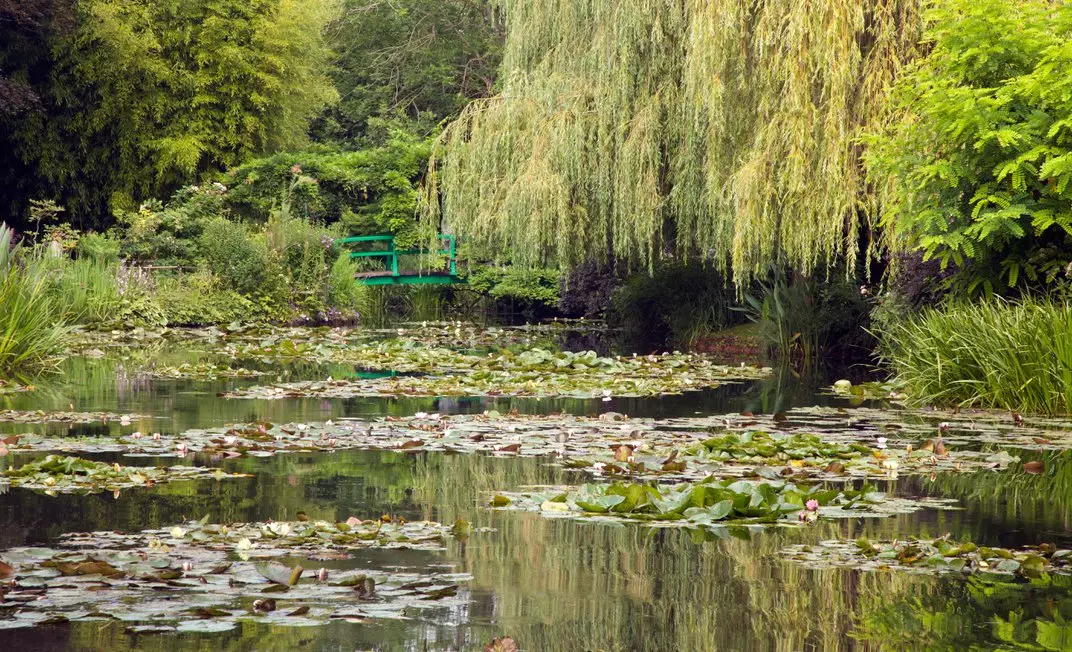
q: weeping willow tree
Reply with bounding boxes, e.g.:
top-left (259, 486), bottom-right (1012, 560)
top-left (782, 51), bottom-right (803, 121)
top-left (422, 0), bottom-right (922, 284)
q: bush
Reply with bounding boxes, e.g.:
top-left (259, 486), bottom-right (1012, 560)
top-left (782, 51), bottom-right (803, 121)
top-left (76, 232), bottom-right (120, 263)
top-left (610, 262), bottom-right (741, 350)
top-left (200, 218), bottom-right (270, 296)
top-left (223, 133), bottom-right (432, 247)
top-left (865, 0), bottom-right (1072, 296)
top-left (328, 253), bottom-right (370, 316)
top-left (559, 259), bottom-right (623, 319)
top-left (467, 265), bottom-right (561, 311)
top-left (156, 271), bottom-right (253, 326)
top-left (118, 186), bottom-right (225, 265)
top-left (877, 298), bottom-right (1072, 414)
top-left (739, 274), bottom-right (873, 363)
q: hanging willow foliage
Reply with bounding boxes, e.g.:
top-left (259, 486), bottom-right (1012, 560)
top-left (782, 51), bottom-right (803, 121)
top-left (422, 0), bottom-right (922, 284)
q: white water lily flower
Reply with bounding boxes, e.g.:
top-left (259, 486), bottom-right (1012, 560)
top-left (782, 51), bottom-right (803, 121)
top-left (876, 437), bottom-right (888, 449)
top-left (120, 416), bottom-right (132, 426)
top-left (236, 537), bottom-right (253, 550)
top-left (131, 431), bottom-right (143, 440)
top-left (266, 522), bottom-right (291, 536)
top-left (223, 435), bottom-right (238, 446)
top-left (170, 527), bottom-right (186, 538)
top-left (296, 424), bottom-right (308, 431)
top-left (414, 412), bottom-right (428, 419)
top-left (882, 459), bottom-right (899, 470)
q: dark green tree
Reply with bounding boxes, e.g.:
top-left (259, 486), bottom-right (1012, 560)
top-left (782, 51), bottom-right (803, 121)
top-left (0, 0), bottom-right (338, 230)
top-left (314, 0), bottom-right (504, 146)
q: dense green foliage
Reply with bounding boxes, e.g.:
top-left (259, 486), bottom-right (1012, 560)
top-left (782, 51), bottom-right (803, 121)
top-left (878, 298), bottom-right (1072, 415)
top-left (866, 0), bottom-right (1072, 296)
top-left (423, 0), bottom-right (922, 285)
top-left (1, 0), bottom-right (338, 228)
top-left (315, 0), bottom-right (504, 145)
top-left (225, 133), bottom-right (432, 246)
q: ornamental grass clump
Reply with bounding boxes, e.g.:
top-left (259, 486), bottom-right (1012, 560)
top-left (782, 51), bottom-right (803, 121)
top-left (0, 225), bottom-right (69, 378)
top-left (878, 298), bottom-right (1072, 415)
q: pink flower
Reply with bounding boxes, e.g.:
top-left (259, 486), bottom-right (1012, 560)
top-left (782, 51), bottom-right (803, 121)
top-left (805, 499), bottom-right (819, 512)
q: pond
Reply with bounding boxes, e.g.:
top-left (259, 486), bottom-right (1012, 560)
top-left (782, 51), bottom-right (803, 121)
top-left (0, 326), bottom-right (1069, 650)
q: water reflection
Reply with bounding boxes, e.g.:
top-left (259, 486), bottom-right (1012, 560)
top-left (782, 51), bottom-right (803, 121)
top-left (0, 346), bottom-right (1069, 650)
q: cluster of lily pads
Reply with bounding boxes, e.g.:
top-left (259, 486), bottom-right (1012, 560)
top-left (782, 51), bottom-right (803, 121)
top-left (0, 410), bottom-right (141, 425)
top-left (1, 455), bottom-right (250, 495)
top-left (679, 430), bottom-right (1020, 479)
top-left (223, 348), bottom-right (769, 399)
top-left (0, 515), bottom-right (472, 631)
top-left (489, 478), bottom-right (956, 530)
top-left (780, 537), bottom-right (1072, 579)
top-left (145, 362), bottom-right (269, 381)
top-left (0, 411), bottom-right (1032, 485)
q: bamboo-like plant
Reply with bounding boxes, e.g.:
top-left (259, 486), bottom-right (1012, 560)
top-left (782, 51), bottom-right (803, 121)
top-left (422, 0), bottom-right (922, 285)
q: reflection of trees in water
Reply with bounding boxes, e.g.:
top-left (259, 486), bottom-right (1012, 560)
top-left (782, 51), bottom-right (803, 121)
top-left (908, 450), bottom-right (1072, 542)
top-left (853, 573), bottom-right (1072, 650)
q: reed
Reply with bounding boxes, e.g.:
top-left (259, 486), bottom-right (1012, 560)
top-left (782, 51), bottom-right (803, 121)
top-left (878, 298), bottom-right (1072, 414)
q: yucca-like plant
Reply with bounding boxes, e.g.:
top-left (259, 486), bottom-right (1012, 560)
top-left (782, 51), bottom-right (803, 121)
top-left (878, 298), bottom-right (1072, 415)
top-left (0, 224), bottom-right (69, 378)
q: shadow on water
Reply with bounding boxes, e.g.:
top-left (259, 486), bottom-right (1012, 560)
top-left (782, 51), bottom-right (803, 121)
top-left (0, 342), bottom-right (1069, 650)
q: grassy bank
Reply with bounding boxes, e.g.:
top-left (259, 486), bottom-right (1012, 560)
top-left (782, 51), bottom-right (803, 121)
top-left (878, 298), bottom-right (1072, 415)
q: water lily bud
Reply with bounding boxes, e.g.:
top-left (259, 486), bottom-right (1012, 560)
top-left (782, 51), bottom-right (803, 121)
top-left (152, 432), bottom-right (161, 441)
top-left (182, 561), bottom-right (193, 572)
top-left (131, 431), bottom-right (143, 440)
top-left (317, 568), bottom-right (328, 582)
top-left (176, 442), bottom-right (188, 454)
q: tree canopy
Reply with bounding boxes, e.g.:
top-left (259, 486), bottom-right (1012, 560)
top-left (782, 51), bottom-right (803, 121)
top-left (314, 0), bottom-right (504, 146)
top-left (0, 0), bottom-right (338, 229)
top-left (423, 0), bottom-right (922, 285)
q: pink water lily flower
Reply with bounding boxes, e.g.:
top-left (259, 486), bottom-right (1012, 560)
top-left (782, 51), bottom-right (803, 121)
top-left (805, 499), bottom-right (819, 512)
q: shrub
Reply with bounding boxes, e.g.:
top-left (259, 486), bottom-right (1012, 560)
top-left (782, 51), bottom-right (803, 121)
top-left (200, 218), bottom-right (270, 296)
top-left (156, 271), bottom-right (253, 326)
top-left (118, 186), bottom-right (225, 265)
top-left (738, 274), bottom-right (873, 363)
top-left (76, 232), bottom-right (120, 263)
top-left (467, 265), bottom-right (561, 311)
top-left (328, 253), bottom-right (370, 315)
top-left (865, 0), bottom-right (1072, 296)
top-left (559, 259), bottom-right (623, 319)
top-left (610, 262), bottom-right (741, 350)
top-left (877, 298), bottom-right (1072, 414)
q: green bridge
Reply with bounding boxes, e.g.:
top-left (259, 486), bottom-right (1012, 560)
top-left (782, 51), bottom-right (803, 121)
top-left (336, 234), bottom-right (465, 286)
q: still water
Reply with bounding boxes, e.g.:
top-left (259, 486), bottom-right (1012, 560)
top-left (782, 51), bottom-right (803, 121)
top-left (0, 336), bottom-right (1069, 651)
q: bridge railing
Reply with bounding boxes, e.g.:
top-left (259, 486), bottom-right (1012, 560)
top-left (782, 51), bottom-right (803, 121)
top-left (335, 234), bottom-right (458, 278)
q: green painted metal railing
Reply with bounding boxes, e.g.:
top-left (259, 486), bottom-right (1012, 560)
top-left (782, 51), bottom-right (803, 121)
top-left (335, 234), bottom-right (463, 286)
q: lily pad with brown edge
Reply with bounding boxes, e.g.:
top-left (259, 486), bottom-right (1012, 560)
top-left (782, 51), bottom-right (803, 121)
top-left (1, 455), bottom-right (250, 495)
top-left (0, 515), bottom-right (479, 630)
top-left (779, 537), bottom-right (1072, 578)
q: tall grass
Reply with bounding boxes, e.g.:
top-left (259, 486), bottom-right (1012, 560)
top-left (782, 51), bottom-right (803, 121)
top-left (0, 225), bottom-right (70, 378)
top-left (878, 298), bottom-right (1072, 415)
